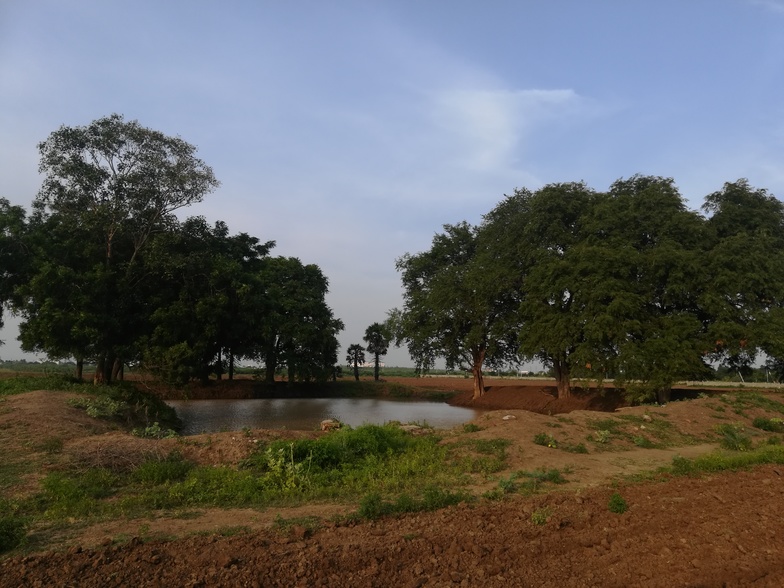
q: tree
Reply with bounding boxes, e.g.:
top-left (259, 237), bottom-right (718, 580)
top-left (0, 199), bottom-right (28, 336)
top-left (702, 179), bottom-right (784, 377)
top-left (346, 344), bottom-right (366, 381)
top-left (588, 175), bottom-right (710, 403)
top-left (20, 114), bottom-right (218, 383)
top-left (256, 257), bottom-right (343, 384)
top-left (395, 222), bottom-right (517, 399)
top-left (482, 183), bottom-right (598, 398)
top-left (363, 323), bottom-right (389, 381)
top-left (141, 217), bottom-right (274, 385)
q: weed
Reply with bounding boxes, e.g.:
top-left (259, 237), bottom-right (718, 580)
top-left (533, 433), bottom-right (558, 448)
top-left (356, 487), bottom-right (471, 520)
top-left (563, 443), bottom-right (589, 454)
top-left (608, 492), bottom-right (628, 514)
top-left (68, 396), bottom-right (127, 419)
top-left (752, 417), bottom-right (784, 433)
top-left (37, 437), bottom-right (64, 454)
top-left (132, 422), bottom-right (178, 439)
top-left (715, 423), bottom-right (753, 451)
top-left (531, 507), bottom-right (552, 526)
top-left (0, 515), bottom-right (26, 553)
top-left (593, 430), bottom-right (612, 444)
top-left (462, 423), bottom-right (481, 433)
top-left (633, 436), bottom-right (656, 448)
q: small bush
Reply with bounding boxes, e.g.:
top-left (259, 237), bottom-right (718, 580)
top-left (356, 487), bottom-right (470, 520)
top-left (0, 516), bottom-right (26, 553)
top-left (563, 443), bottom-right (589, 454)
top-left (68, 396), bottom-right (127, 419)
top-left (533, 433), bottom-right (558, 448)
top-left (608, 492), bottom-right (628, 514)
top-left (593, 430), bottom-right (612, 444)
top-left (132, 422), bottom-right (179, 439)
top-left (716, 423), bottom-right (753, 451)
top-left (462, 423), bottom-right (481, 433)
top-left (132, 454), bottom-right (193, 486)
top-left (752, 417), bottom-right (784, 433)
top-left (531, 507), bottom-right (552, 526)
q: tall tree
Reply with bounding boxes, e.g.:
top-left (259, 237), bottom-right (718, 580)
top-left (363, 322), bottom-right (389, 381)
top-left (0, 199), bottom-right (28, 336)
top-left (256, 257), bottom-right (343, 383)
top-left (20, 114), bottom-right (218, 383)
top-left (702, 179), bottom-right (784, 376)
top-left (482, 183), bottom-right (597, 398)
top-left (588, 175), bottom-right (710, 403)
top-left (395, 222), bottom-right (517, 399)
top-left (346, 344), bottom-right (366, 381)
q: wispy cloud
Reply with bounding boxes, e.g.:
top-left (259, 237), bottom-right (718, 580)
top-left (431, 88), bottom-right (584, 172)
top-left (749, 0), bottom-right (784, 14)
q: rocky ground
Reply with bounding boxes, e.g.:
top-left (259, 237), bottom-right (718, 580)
top-left (2, 377), bottom-right (784, 587)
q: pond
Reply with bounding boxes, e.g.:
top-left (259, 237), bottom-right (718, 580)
top-left (166, 397), bottom-right (482, 435)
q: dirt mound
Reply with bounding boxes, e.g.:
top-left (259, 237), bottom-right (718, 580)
top-left (449, 384), bottom-right (628, 414)
top-left (3, 466), bottom-right (784, 587)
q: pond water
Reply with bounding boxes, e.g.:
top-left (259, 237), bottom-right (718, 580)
top-left (166, 397), bottom-right (482, 435)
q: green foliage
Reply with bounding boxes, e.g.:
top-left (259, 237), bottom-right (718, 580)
top-left (0, 515), bottom-right (26, 553)
top-left (753, 417), bottom-right (784, 433)
top-left (715, 423), bottom-right (753, 451)
top-left (356, 487), bottom-right (471, 520)
top-left (462, 423), bottom-right (482, 433)
top-left (533, 433), bottom-right (558, 448)
top-left (530, 507), bottom-right (552, 526)
top-left (39, 469), bottom-right (118, 517)
top-left (132, 422), bottom-right (179, 439)
top-left (132, 455), bottom-right (193, 486)
top-left (608, 492), bottom-right (628, 514)
top-left (68, 396), bottom-right (128, 419)
top-left (671, 444), bottom-right (784, 476)
top-left (0, 375), bottom-right (84, 397)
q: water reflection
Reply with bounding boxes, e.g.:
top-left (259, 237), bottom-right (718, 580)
top-left (167, 397), bottom-right (481, 435)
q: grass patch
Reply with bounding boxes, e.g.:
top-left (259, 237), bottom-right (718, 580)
top-left (356, 487), bottom-right (472, 520)
top-left (715, 423), bottom-right (753, 451)
top-left (533, 433), bottom-right (558, 448)
top-left (488, 468), bottom-right (569, 498)
top-left (670, 444), bottom-right (784, 476)
top-left (608, 492), bottom-right (628, 514)
top-left (752, 417), bottom-right (784, 433)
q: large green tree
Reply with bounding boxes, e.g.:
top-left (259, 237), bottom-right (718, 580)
top-left (0, 199), bottom-right (27, 336)
top-left (141, 217), bottom-right (274, 385)
top-left (256, 257), bottom-right (343, 383)
top-left (702, 179), bottom-right (784, 377)
top-left (363, 322), bottom-right (389, 381)
top-left (19, 114), bottom-right (218, 383)
top-left (395, 221), bottom-right (517, 399)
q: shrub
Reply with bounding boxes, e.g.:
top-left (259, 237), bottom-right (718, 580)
top-left (608, 492), bottom-right (628, 514)
top-left (533, 433), bottom-right (558, 448)
top-left (132, 454), bottom-right (193, 486)
top-left (132, 422), bottom-right (179, 439)
top-left (531, 507), bottom-right (552, 526)
top-left (0, 516), bottom-right (26, 553)
top-left (462, 423), bottom-right (481, 433)
top-left (716, 423), bottom-right (753, 451)
top-left (752, 417), bottom-right (784, 433)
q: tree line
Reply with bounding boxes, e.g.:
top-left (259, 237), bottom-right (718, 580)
top-left (0, 114), bottom-right (343, 385)
top-left (390, 176), bottom-right (784, 402)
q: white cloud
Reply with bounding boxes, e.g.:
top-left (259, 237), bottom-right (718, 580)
top-left (430, 88), bottom-right (585, 172)
top-left (749, 0), bottom-right (784, 14)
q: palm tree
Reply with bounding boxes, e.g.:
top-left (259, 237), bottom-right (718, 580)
top-left (363, 323), bottom-right (390, 381)
top-left (346, 344), bottom-right (366, 381)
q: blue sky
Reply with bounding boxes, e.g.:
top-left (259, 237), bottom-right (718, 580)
top-left (1, 0), bottom-right (784, 367)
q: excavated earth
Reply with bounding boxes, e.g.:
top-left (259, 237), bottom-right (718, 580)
top-left (2, 377), bottom-right (784, 587)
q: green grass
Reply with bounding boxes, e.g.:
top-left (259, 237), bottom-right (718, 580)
top-left (0, 375), bottom-right (85, 397)
top-left (670, 444), bottom-right (784, 476)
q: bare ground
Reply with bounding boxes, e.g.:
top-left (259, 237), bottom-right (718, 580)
top-left (2, 378), bottom-right (784, 587)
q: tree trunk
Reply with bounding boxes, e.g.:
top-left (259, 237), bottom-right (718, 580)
top-left (374, 354), bottom-right (380, 381)
top-left (228, 350), bottom-right (235, 381)
top-left (553, 358), bottom-right (571, 399)
top-left (216, 349), bottom-right (222, 380)
top-left (111, 358), bottom-right (123, 382)
top-left (94, 354), bottom-right (105, 385)
top-left (353, 361), bottom-right (360, 381)
top-left (657, 386), bottom-right (671, 404)
top-left (471, 348), bottom-right (486, 400)
top-left (75, 358), bottom-right (83, 381)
